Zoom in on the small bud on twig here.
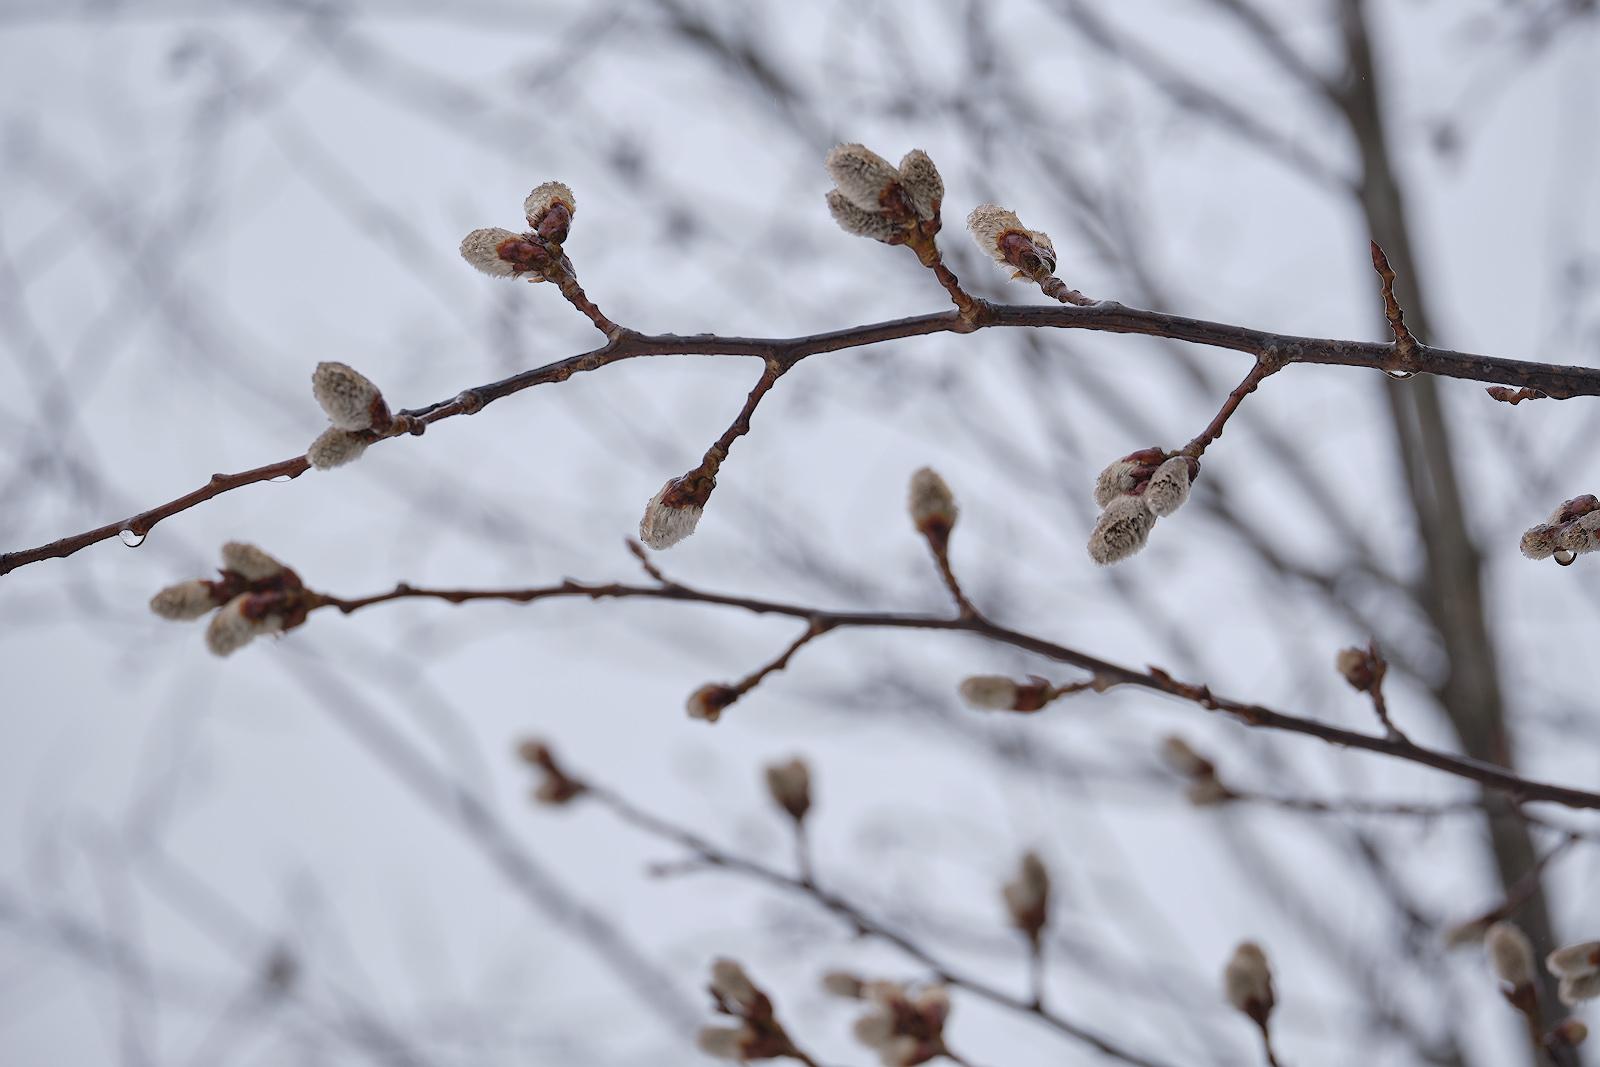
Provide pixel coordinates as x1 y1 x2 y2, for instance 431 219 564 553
639 475 706 550
957 675 1055 712
221 541 286 581
849 982 951 1066
205 593 285 657
1487 921 1536 989
1001 850 1051 946
307 428 370 471
688 683 740 723
763 758 812 823
1087 495 1155 566
1522 495 1600 566
516 739 586 806
311 362 391 433
907 467 958 545
967 204 1056 283
1549 941 1600 1005
1224 941 1275 1026
459 227 525 278
149 579 219 621
1143 456 1193 518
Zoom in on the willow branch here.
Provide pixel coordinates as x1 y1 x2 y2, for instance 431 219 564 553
9 296 1600 577
307 570 1600 812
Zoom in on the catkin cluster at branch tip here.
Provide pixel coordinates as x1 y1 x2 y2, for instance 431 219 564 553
696 958 809 1062
1548 940 1600 1006
1087 448 1196 565
1521 494 1600 566
149 542 309 657
460 180 576 281
307 362 392 471
824 143 944 245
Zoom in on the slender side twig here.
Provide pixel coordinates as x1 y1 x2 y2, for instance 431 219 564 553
579 783 1175 1067
302 568 1600 812
1181 355 1283 458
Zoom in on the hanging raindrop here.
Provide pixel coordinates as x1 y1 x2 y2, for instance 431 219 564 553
1386 368 1415 381
1555 549 1577 567
118 527 146 548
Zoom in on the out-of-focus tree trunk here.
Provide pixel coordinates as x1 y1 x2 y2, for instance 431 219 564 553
1338 4 1572 1059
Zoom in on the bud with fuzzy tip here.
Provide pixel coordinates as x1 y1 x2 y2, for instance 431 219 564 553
204 593 285 657
1001 851 1051 946
221 541 286 581
1223 941 1275 1025
895 150 943 222
459 227 525 278
688 683 740 723
1487 921 1535 988
639 475 707 550
1087 495 1155 566
1143 456 1193 517
827 191 906 244
967 204 1056 282
850 982 950 1066
696 1025 759 1061
312 362 391 433
150 580 219 621
523 181 575 242
516 739 586 806
1553 1018 1590 1048
764 757 811 823
1159 735 1213 778
908 467 958 546
822 971 866 999
956 674 1054 712
826 144 902 213
1335 645 1381 691
307 428 369 471
710 958 763 1013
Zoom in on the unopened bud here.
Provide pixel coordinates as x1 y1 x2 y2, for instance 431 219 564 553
204 593 283 657
1552 1017 1591 1046
959 674 1054 712
709 958 762 1012
1087 495 1154 565
825 143 901 213
764 758 812 822
1336 646 1380 691
967 204 1055 282
523 180 575 237
149 579 217 621
895 150 943 222
1223 941 1275 1025
311 361 390 433
1143 457 1193 517
459 227 524 278
908 467 958 543
827 190 905 243
220 541 285 581
1487 921 1535 988
1547 941 1600 978
688 683 740 723
1001 850 1050 944
639 476 706 550
307 427 369 470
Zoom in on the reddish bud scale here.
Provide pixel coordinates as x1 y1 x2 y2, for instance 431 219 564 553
996 229 1055 280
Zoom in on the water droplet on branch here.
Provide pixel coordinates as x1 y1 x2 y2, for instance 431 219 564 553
119 527 146 548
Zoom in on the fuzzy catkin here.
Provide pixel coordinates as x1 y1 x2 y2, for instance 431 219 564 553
825 143 900 212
